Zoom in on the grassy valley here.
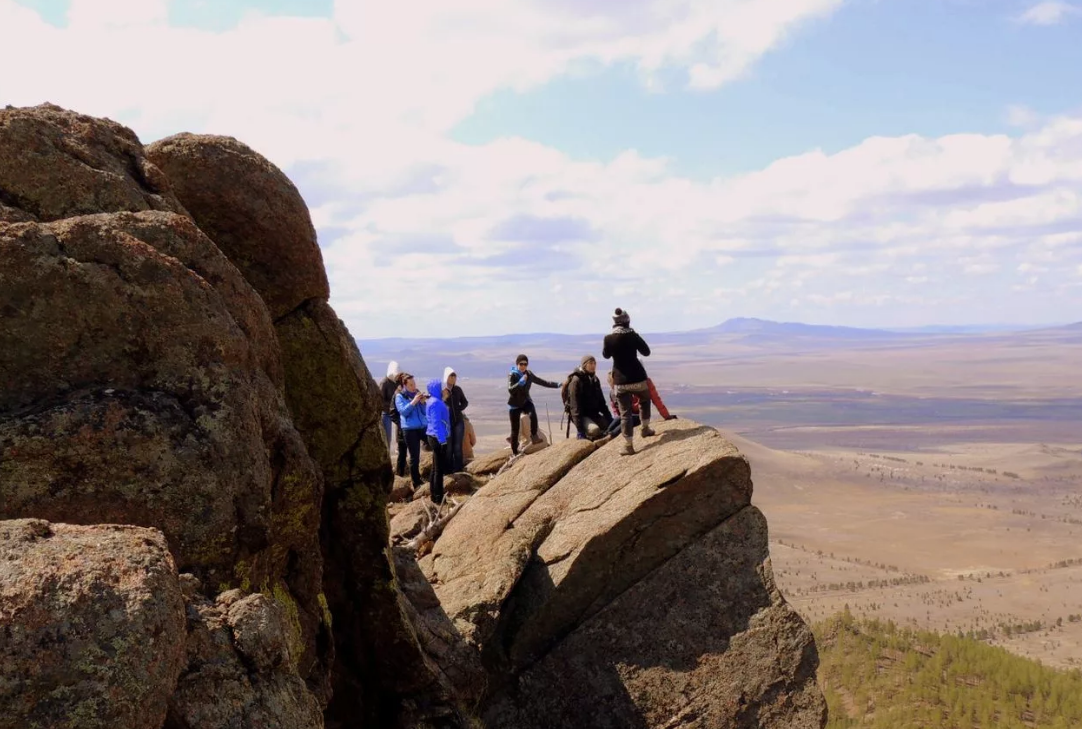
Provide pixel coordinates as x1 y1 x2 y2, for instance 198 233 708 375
815 611 1082 728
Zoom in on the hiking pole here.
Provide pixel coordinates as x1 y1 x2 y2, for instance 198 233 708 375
545 403 553 443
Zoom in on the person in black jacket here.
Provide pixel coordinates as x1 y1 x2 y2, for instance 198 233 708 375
379 362 408 476
442 366 469 472
380 360 401 449
602 307 653 455
507 353 559 455
568 355 613 440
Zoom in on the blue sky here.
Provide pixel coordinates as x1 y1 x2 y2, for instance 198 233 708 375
3 0 1082 337
455 1 1082 178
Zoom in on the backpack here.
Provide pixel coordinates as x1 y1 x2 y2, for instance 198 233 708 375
560 370 583 437
560 370 583 413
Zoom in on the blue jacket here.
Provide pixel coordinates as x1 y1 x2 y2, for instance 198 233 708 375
395 388 428 430
425 379 450 444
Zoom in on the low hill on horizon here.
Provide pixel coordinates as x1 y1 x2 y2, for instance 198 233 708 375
356 317 1082 381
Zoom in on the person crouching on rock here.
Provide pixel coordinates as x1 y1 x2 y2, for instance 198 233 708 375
602 307 654 455
442 366 469 472
395 374 428 488
507 353 559 455
569 355 613 440
425 378 451 504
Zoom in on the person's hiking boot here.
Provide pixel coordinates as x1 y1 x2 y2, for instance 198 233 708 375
619 437 635 456
640 419 656 437
530 434 544 445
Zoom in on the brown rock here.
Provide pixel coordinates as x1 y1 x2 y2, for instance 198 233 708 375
0 104 183 222
426 440 598 649
466 449 513 476
0 519 186 729
146 127 459 724
481 506 826 728
0 217 273 579
393 547 487 704
144 133 328 319
275 300 461 724
167 589 323 729
502 420 752 669
0 213 327 690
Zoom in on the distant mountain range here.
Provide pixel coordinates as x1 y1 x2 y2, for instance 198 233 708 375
356 318 1082 379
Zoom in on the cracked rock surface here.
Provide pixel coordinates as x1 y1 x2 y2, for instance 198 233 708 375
408 419 827 728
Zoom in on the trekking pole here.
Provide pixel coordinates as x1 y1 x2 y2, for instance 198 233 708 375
545 403 553 443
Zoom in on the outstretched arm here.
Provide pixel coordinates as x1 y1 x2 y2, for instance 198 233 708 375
528 371 560 389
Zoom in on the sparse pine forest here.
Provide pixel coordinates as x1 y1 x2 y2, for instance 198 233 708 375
815 610 1082 728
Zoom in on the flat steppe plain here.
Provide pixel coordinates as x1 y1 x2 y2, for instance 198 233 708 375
368 323 1082 667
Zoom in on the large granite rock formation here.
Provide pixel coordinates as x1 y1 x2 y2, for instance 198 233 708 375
0 104 826 729
146 133 460 726
407 420 827 728
0 106 329 719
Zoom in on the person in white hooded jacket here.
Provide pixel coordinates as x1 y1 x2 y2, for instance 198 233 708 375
442 366 469 472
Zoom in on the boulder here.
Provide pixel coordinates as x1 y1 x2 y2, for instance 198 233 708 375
0 213 326 688
0 104 183 222
423 440 598 648
147 134 462 726
482 506 826 728
167 585 323 729
466 449 513 476
144 133 328 319
0 519 186 729
406 419 826 728
500 421 753 669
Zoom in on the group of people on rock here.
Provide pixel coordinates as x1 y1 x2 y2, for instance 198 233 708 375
379 364 475 505
379 307 675 504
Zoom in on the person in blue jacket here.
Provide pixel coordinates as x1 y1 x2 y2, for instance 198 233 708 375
507 353 559 455
395 374 428 488
425 378 451 504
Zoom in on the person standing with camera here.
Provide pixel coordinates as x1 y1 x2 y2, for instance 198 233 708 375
394 373 428 488
603 308 654 455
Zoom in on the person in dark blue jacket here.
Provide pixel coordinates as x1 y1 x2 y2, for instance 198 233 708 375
425 378 451 503
395 374 428 488
507 353 559 455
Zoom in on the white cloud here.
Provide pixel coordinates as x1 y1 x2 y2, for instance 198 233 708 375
2 1 1081 334
1017 1 1080 25
1006 104 1040 128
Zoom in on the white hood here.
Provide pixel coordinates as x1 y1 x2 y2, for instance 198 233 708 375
442 366 456 391
386 360 401 379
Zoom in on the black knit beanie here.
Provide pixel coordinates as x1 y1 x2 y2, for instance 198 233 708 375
516 354 529 365
613 308 631 326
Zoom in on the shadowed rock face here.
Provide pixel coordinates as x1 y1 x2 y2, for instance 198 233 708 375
146 133 461 726
409 419 827 728
0 107 329 712
166 586 324 729
0 520 187 729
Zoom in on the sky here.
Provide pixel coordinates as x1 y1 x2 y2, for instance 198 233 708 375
2 0 1081 338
